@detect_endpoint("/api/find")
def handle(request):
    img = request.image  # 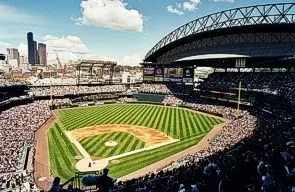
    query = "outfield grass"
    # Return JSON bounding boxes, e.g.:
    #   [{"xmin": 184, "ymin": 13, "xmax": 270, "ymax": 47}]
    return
[
  {"xmin": 48, "ymin": 104, "xmax": 223, "ymax": 180},
  {"xmin": 59, "ymin": 104, "xmax": 223, "ymax": 139},
  {"xmin": 80, "ymin": 132, "xmax": 145, "ymax": 158}
]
